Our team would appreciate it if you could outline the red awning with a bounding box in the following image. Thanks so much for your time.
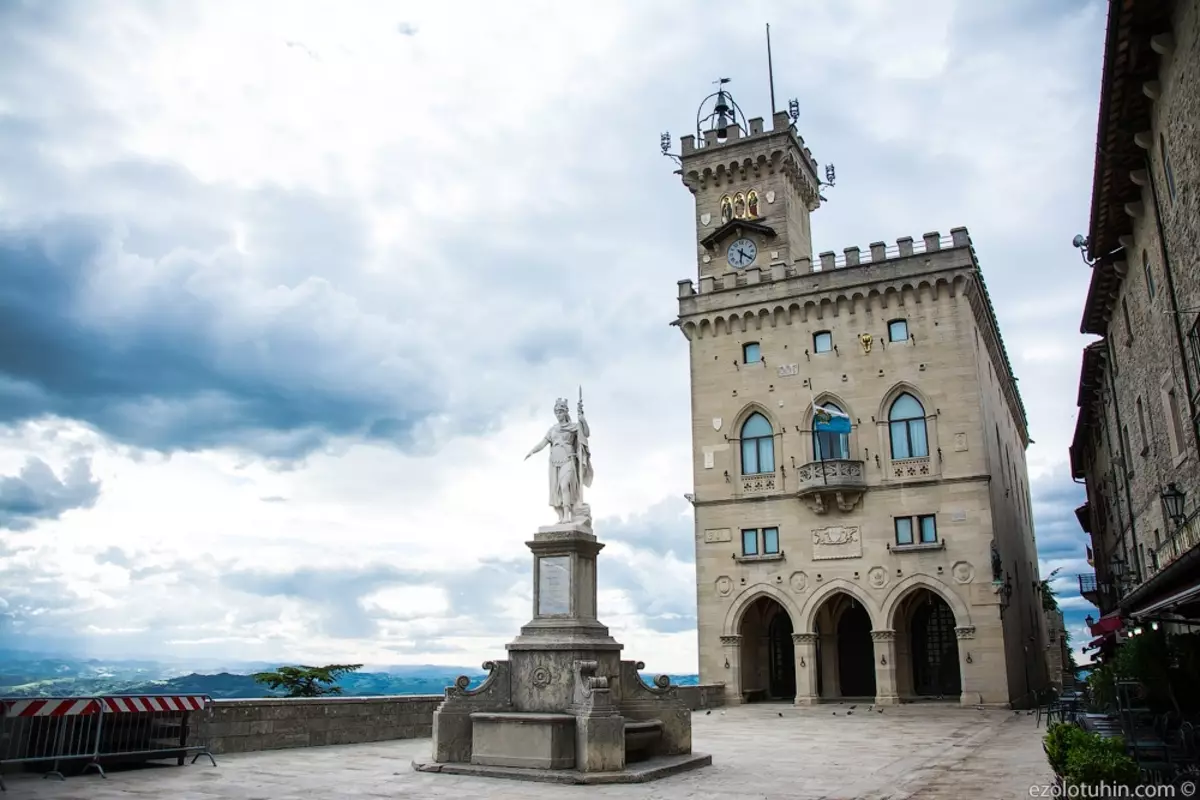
[1089,613,1123,636]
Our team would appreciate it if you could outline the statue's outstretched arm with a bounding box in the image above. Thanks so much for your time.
[524,434,550,460]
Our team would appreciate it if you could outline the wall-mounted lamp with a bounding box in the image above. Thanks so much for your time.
[1162,483,1186,526]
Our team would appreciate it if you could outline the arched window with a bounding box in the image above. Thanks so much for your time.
[888,393,928,459]
[741,413,775,475]
[813,401,850,461]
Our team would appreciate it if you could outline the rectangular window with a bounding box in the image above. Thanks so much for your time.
[894,517,914,545]
[741,529,759,556]
[918,514,938,543]
[813,331,832,353]
[743,342,761,364]
[762,527,779,554]
[1136,397,1149,455]
[741,527,780,557]
[1188,316,1200,403]
[888,319,908,343]
[1166,388,1184,457]
[1161,133,1176,203]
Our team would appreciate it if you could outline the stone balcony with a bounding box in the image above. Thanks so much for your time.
[794,459,866,514]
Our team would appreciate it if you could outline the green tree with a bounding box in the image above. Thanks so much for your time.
[1040,567,1062,613]
[251,664,363,697]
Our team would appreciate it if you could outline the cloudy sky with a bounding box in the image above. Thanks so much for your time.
[0,0,1104,673]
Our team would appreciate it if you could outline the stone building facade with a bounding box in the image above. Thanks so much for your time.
[671,98,1048,708]
[1071,0,1200,639]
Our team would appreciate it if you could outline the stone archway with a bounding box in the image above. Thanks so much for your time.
[811,591,876,700]
[737,596,796,702]
[894,588,962,700]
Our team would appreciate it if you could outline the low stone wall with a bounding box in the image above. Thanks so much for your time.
[198,695,441,754]
[199,684,726,755]
[676,683,726,710]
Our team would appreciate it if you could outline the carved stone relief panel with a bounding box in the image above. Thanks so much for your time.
[952,561,975,584]
[788,570,809,593]
[715,576,733,597]
[811,525,862,561]
[867,566,888,589]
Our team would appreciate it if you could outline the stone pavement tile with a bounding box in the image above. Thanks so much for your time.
[0,704,1052,800]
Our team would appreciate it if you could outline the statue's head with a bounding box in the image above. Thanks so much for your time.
[554,398,570,421]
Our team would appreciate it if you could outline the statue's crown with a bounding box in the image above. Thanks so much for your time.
[554,398,569,411]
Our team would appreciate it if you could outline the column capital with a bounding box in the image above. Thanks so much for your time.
[719,634,743,647]
[870,629,896,642]
[791,632,819,645]
[955,625,976,640]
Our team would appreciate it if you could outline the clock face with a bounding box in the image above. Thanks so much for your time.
[727,237,757,269]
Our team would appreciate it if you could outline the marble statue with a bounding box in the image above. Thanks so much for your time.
[525,391,593,525]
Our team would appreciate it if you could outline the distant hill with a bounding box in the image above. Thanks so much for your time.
[0,650,698,699]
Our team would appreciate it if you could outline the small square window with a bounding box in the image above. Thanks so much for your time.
[762,527,779,554]
[888,319,908,343]
[813,331,832,353]
[741,529,759,556]
[743,342,761,364]
[894,518,914,545]
[918,514,937,543]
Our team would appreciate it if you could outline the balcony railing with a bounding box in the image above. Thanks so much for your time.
[740,472,777,495]
[1154,507,1200,573]
[795,459,866,495]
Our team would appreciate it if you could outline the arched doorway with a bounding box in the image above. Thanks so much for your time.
[811,592,875,700]
[895,588,961,699]
[738,596,795,701]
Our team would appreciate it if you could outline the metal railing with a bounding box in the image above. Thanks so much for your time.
[1079,573,1098,595]
[0,695,216,791]
[1154,507,1200,573]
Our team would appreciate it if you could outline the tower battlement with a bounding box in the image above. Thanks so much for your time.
[677,228,973,299]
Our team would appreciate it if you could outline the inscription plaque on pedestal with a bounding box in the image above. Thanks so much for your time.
[537,556,571,616]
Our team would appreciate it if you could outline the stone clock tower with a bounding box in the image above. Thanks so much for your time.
[670,82,1049,710]
[677,86,824,279]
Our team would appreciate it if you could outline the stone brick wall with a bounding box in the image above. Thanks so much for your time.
[195,687,726,754]
[675,683,727,710]
[197,695,441,754]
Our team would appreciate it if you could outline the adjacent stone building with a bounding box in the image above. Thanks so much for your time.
[1071,0,1200,645]
[671,88,1048,707]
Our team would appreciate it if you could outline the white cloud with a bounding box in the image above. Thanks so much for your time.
[0,0,1105,674]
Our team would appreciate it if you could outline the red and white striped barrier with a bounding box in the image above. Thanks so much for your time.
[1,698,101,717]
[100,696,209,714]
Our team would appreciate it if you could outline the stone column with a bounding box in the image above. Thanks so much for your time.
[955,626,980,706]
[792,633,819,705]
[719,635,743,705]
[871,629,899,706]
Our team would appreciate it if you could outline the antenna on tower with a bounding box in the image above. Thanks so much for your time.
[766,23,777,114]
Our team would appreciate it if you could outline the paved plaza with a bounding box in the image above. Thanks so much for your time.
[3,704,1052,800]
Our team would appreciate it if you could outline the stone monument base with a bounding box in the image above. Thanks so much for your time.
[411,751,713,785]
[416,522,711,783]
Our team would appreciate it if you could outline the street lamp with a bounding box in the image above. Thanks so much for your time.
[1086,614,1095,628]
[1162,483,1186,526]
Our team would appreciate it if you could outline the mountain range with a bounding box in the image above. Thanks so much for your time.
[0,649,698,699]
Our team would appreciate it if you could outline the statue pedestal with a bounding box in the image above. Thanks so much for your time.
[415,522,711,783]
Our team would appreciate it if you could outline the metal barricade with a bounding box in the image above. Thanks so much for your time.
[0,697,104,790]
[0,694,216,791]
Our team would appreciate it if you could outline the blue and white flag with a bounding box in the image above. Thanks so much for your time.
[813,402,852,434]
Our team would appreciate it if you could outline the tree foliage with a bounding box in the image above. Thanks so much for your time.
[251,663,363,697]
[1040,567,1062,613]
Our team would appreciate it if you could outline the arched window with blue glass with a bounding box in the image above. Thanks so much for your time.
[888,392,928,459]
[812,401,850,461]
[740,412,776,475]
